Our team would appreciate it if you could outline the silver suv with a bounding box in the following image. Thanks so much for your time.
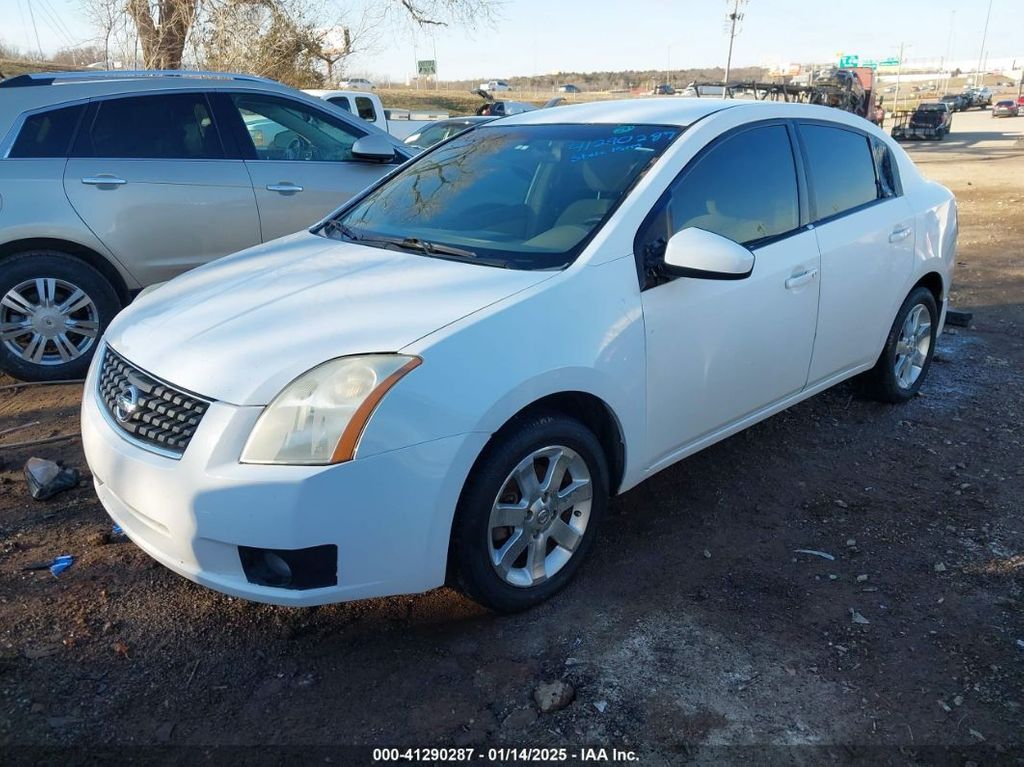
[0,70,410,381]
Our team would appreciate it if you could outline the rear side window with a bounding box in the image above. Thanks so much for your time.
[9,104,85,158]
[800,124,878,220]
[74,93,223,159]
[636,123,800,264]
[354,96,376,122]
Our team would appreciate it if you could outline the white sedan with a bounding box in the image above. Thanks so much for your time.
[82,98,957,612]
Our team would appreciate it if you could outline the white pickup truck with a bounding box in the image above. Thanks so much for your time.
[305,89,448,140]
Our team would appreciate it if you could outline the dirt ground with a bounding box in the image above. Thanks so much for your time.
[1,109,1022,761]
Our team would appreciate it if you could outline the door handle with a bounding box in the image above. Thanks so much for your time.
[889,225,912,243]
[266,183,304,193]
[81,175,127,186]
[785,268,818,290]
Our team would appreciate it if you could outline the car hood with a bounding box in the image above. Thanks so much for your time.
[104,232,553,405]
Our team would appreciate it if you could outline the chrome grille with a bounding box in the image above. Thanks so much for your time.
[97,347,211,456]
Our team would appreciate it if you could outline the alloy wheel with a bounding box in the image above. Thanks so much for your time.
[0,278,100,365]
[894,303,932,389]
[487,445,593,588]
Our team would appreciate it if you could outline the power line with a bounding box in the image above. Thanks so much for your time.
[25,0,45,59]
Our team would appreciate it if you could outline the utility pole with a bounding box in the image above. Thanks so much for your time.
[941,10,955,94]
[723,0,745,99]
[894,42,906,112]
[975,0,993,88]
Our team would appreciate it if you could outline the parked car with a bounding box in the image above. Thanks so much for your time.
[1017,95,1024,110]
[991,99,1020,117]
[651,84,675,95]
[479,80,511,93]
[891,102,953,140]
[402,116,496,151]
[557,84,581,94]
[940,93,969,112]
[81,99,956,612]
[304,89,387,132]
[962,86,993,108]
[339,78,375,90]
[0,70,411,381]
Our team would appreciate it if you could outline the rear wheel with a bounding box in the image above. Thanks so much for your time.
[451,412,609,612]
[860,286,938,403]
[0,251,121,381]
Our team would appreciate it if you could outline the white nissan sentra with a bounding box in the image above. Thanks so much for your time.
[81,99,956,612]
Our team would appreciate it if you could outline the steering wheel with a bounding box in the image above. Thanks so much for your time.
[285,136,315,161]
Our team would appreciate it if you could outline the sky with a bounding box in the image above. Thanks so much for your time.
[1,0,1020,80]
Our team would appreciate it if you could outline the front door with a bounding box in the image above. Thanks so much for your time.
[638,122,820,467]
[218,92,396,242]
[63,92,261,286]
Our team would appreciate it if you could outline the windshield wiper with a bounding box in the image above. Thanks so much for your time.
[397,238,479,260]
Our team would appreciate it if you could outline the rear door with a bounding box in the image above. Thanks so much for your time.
[216,92,399,242]
[798,122,915,384]
[63,92,261,286]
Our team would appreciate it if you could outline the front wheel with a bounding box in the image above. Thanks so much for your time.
[0,251,121,381]
[860,286,938,403]
[451,412,609,612]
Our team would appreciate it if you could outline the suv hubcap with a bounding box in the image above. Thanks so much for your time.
[488,445,593,588]
[1,278,99,365]
[894,303,932,389]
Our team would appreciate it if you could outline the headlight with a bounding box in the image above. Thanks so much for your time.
[241,355,420,465]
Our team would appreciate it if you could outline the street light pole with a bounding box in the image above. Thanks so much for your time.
[975,0,993,88]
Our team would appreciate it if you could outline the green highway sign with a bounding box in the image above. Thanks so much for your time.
[838,55,859,68]
[417,59,436,76]
[879,58,901,67]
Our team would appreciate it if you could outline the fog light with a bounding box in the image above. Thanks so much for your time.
[238,544,338,590]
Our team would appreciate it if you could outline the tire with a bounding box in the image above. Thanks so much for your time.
[0,251,121,381]
[451,411,609,613]
[860,286,939,404]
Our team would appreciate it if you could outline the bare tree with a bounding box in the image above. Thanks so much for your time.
[116,0,499,71]
[81,0,124,67]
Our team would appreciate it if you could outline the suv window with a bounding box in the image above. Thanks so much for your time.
[636,124,800,267]
[74,93,223,159]
[228,93,363,162]
[800,124,878,220]
[9,103,85,158]
[354,96,377,122]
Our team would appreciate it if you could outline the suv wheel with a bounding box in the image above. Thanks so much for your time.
[0,251,121,381]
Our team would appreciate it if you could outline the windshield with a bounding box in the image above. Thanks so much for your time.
[323,123,682,270]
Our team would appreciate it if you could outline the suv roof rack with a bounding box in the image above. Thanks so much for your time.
[0,70,278,89]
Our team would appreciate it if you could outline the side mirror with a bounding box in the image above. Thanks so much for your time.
[662,227,755,280]
[351,135,396,163]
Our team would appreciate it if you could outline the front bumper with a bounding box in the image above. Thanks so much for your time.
[81,352,487,606]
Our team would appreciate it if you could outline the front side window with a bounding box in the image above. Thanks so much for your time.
[800,124,878,220]
[326,123,681,270]
[74,94,222,159]
[635,124,800,268]
[9,103,85,158]
[229,93,362,162]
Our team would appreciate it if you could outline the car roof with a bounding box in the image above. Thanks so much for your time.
[498,97,881,129]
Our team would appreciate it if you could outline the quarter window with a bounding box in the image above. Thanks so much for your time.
[635,123,800,267]
[871,137,900,199]
[800,124,878,219]
[228,93,362,162]
[74,94,222,159]
[9,104,85,158]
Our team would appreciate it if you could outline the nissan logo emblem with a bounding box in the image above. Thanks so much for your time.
[114,383,140,423]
